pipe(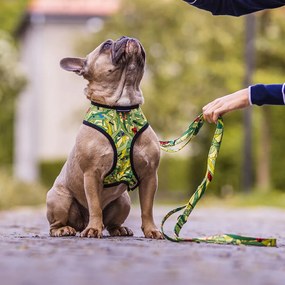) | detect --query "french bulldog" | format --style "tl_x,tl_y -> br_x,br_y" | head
46,36 -> 163,239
